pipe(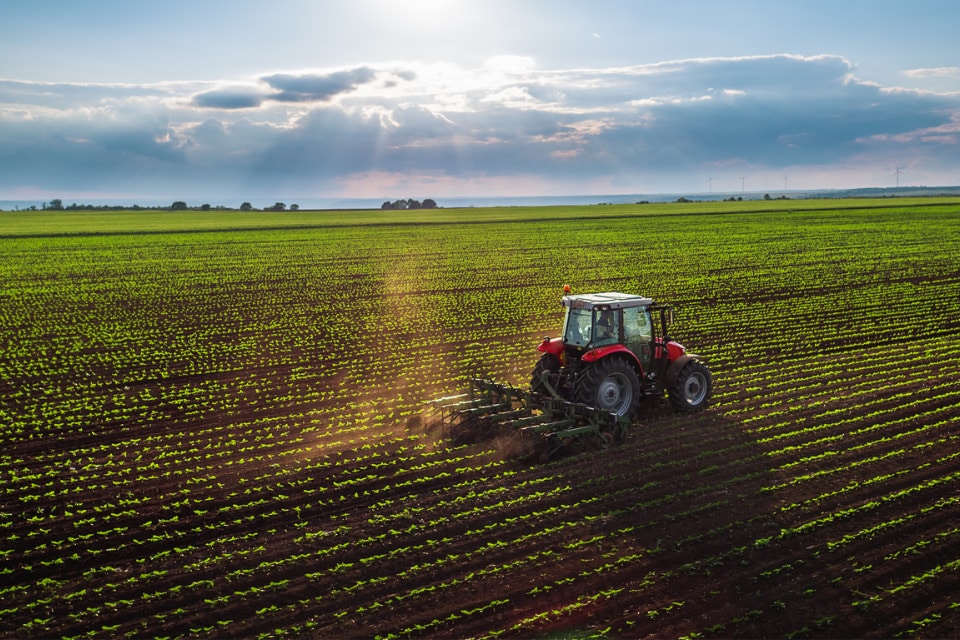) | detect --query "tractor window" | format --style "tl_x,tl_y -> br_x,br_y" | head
593,309 -> 619,347
564,307 -> 592,347
624,306 -> 653,369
